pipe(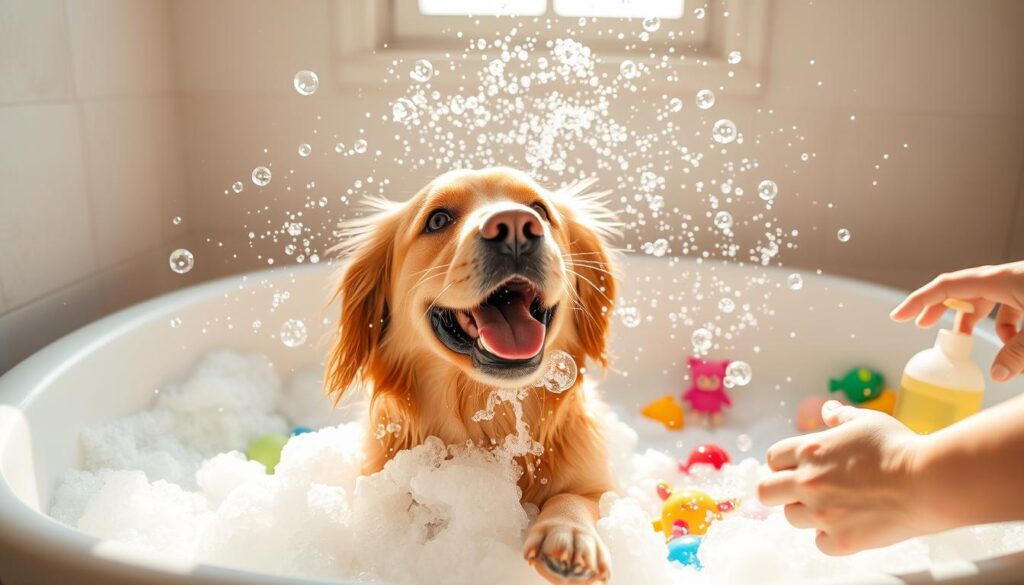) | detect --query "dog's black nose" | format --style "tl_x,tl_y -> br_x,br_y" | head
479,207 -> 543,257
